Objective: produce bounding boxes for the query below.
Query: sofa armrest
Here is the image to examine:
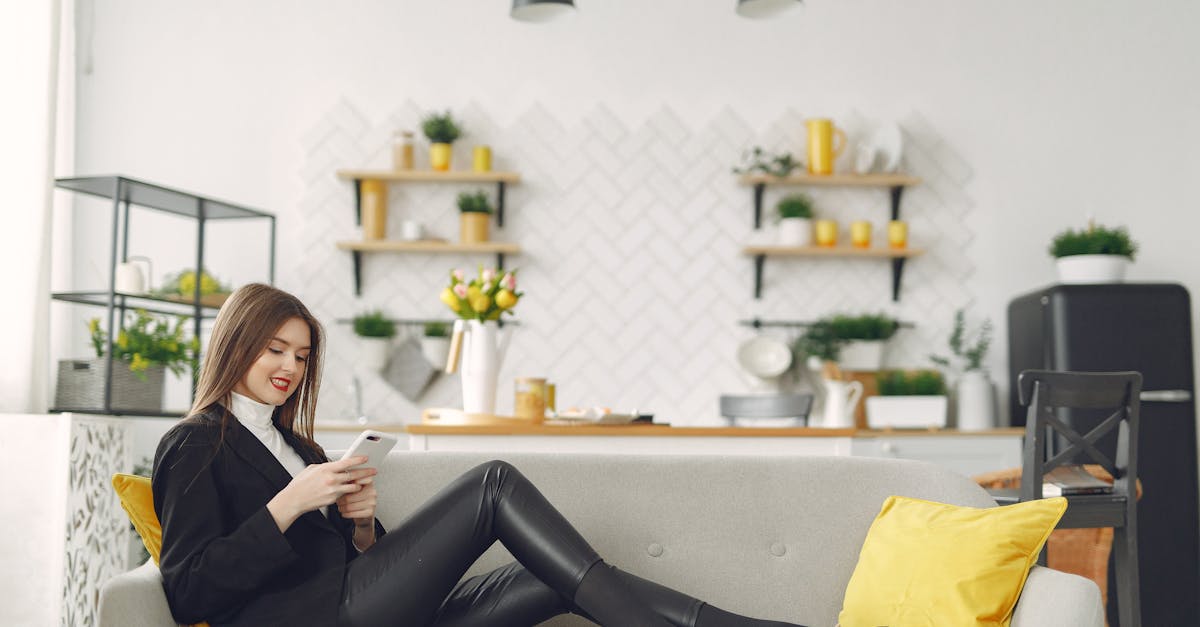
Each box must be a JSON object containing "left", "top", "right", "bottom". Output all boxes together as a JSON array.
[
  {"left": 1011, "top": 566, "right": 1104, "bottom": 627},
  {"left": 97, "top": 559, "right": 175, "bottom": 627}
]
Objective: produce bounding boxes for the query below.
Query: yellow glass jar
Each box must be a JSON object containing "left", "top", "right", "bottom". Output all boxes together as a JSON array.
[
  {"left": 360, "top": 179, "right": 387, "bottom": 240},
  {"left": 393, "top": 131, "right": 414, "bottom": 170},
  {"left": 473, "top": 145, "right": 492, "bottom": 172},
  {"left": 850, "top": 220, "right": 872, "bottom": 248},
  {"left": 514, "top": 377, "right": 547, "bottom": 422},
  {"left": 888, "top": 220, "right": 908, "bottom": 248},
  {"left": 815, "top": 219, "right": 839, "bottom": 247}
]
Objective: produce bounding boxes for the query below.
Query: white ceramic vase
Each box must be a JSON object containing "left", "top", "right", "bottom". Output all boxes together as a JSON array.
[
  {"left": 1055, "top": 254, "right": 1130, "bottom": 284},
  {"left": 955, "top": 370, "right": 996, "bottom": 431},
  {"left": 359, "top": 337, "right": 391, "bottom": 372},
  {"left": 778, "top": 218, "right": 813, "bottom": 247},
  {"left": 458, "top": 320, "right": 506, "bottom": 414}
]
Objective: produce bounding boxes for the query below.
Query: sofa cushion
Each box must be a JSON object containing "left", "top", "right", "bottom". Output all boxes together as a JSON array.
[
  {"left": 112, "top": 474, "right": 162, "bottom": 564},
  {"left": 838, "top": 495, "right": 1067, "bottom": 627}
]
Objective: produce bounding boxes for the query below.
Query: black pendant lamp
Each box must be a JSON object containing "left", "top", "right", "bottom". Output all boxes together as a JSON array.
[
  {"left": 511, "top": 0, "right": 576, "bottom": 23},
  {"left": 736, "top": 0, "right": 801, "bottom": 19}
]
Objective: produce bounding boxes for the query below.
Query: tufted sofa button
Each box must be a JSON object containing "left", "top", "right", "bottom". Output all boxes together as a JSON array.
[
  {"left": 770, "top": 542, "right": 786, "bottom": 557},
  {"left": 647, "top": 543, "right": 664, "bottom": 557}
]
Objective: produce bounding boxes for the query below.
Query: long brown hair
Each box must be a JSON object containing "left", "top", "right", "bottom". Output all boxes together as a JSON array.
[{"left": 190, "top": 283, "right": 324, "bottom": 460}]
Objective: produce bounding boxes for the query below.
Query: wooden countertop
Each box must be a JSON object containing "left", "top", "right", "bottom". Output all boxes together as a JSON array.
[{"left": 317, "top": 422, "right": 1024, "bottom": 438}]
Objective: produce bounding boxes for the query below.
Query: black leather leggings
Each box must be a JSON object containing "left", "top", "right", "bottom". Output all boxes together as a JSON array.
[{"left": 337, "top": 460, "right": 704, "bottom": 627}]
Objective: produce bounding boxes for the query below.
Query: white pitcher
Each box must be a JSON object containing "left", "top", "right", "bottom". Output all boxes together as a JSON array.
[
  {"left": 445, "top": 320, "right": 511, "bottom": 415},
  {"left": 821, "top": 379, "right": 863, "bottom": 428}
]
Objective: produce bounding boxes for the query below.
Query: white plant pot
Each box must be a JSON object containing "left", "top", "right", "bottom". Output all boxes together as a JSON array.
[
  {"left": 419, "top": 336, "right": 451, "bottom": 369},
  {"left": 838, "top": 339, "right": 886, "bottom": 372},
  {"left": 1055, "top": 254, "right": 1130, "bottom": 284},
  {"left": 359, "top": 337, "right": 391, "bottom": 372},
  {"left": 955, "top": 370, "right": 996, "bottom": 431},
  {"left": 778, "top": 218, "right": 813, "bottom": 247},
  {"left": 866, "top": 395, "right": 948, "bottom": 429}
]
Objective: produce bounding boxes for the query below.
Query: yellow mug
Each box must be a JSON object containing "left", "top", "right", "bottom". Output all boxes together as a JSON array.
[
  {"left": 850, "top": 220, "right": 872, "bottom": 248},
  {"left": 473, "top": 145, "right": 492, "bottom": 172},
  {"left": 888, "top": 220, "right": 908, "bottom": 248},
  {"left": 806, "top": 118, "right": 847, "bottom": 175},
  {"left": 815, "top": 219, "right": 838, "bottom": 247}
]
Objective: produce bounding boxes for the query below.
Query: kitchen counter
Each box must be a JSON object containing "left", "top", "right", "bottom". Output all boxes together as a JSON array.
[{"left": 316, "top": 422, "right": 1021, "bottom": 438}]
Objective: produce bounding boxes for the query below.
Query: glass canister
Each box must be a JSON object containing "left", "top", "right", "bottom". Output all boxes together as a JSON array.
[
  {"left": 514, "top": 377, "right": 547, "bottom": 422},
  {"left": 393, "top": 130, "right": 415, "bottom": 170}
]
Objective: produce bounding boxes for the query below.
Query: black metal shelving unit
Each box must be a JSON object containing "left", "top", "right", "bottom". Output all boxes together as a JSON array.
[{"left": 50, "top": 175, "right": 275, "bottom": 417}]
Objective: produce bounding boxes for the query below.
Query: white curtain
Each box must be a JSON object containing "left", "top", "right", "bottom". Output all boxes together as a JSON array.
[{"left": 0, "top": 0, "right": 63, "bottom": 413}]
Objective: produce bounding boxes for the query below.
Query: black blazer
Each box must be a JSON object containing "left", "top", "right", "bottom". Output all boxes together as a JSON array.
[{"left": 152, "top": 407, "right": 386, "bottom": 626}]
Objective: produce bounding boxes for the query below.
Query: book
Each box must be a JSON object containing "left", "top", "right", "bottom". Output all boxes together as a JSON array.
[{"left": 1042, "top": 465, "right": 1114, "bottom": 497}]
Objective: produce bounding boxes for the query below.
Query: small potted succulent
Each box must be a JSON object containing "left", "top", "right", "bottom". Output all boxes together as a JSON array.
[
  {"left": 457, "top": 190, "right": 493, "bottom": 244},
  {"left": 732, "top": 145, "right": 803, "bottom": 177},
  {"left": 865, "top": 369, "right": 948, "bottom": 429},
  {"left": 421, "top": 110, "right": 463, "bottom": 172},
  {"left": 352, "top": 309, "right": 395, "bottom": 372},
  {"left": 776, "top": 194, "right": 814, "bottom": 247},
  {"left": 419, "top": 320, "right": 452, "bottom": 368},
  {"left": 930, "top": 309, "right": 995, "bottom": 431},
  {"left": 1049, "top": 221, "right": 1138, "bottom": 284}
]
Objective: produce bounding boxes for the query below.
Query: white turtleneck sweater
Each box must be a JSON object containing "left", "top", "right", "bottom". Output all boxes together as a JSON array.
[{"left": 230, "top": 391, "right": 327, "bottom": 518}]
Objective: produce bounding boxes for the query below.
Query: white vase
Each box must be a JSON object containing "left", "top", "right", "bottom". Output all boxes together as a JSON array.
[
  {"left": 1055, "top": 254, "right": 1130, "bottom": 284},
  {"left": 359, "top": 337, "right": 391, "bottom": 372},
  {"left": 459, "top": 320, "right": 505, "bottom": 415},
  {"left": 419, "top": 336, "right": 451, "bottom": 368},
  {"left": 838, "top": 339, "right": 886, "bottom": 371},
  {"left": 778, "top": 217, "right": 813, "bottom": 247},
  {"left": 955, "top": 370, "right": 996, "bottom": 431},
  {"left": 866, "top": 395, "right": 948, "bottom": 429}
]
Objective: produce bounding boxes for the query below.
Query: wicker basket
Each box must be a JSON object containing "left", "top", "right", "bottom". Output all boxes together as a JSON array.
[{"left": 54, "top": 358, "right": 165, "bottom": 412}]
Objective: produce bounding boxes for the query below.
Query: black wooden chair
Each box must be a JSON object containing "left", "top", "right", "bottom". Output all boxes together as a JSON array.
[{"left": 996, "top": 370, "right": 1142, "bottom": 627}]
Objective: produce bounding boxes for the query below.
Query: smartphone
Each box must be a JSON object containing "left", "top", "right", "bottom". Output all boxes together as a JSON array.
[{"left": 339, "top": 430, "right": 399, "bottom": 469}]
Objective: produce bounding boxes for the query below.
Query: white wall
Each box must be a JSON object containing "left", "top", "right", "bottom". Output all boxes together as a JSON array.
[{"left": 64, "top": 0, "right": 1200, "bottom": 423}]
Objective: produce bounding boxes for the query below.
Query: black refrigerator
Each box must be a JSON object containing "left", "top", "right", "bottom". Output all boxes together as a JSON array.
[{"left": 1008, "top": 283, "right": 1200, "bottom": 626}]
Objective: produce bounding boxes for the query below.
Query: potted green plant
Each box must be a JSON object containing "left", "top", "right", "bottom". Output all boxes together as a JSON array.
[
  {"left": 153, "top": 267, "right": 231, "bottom": 307},
  {"left": 865, "top": 369, "right": 948, "bottom": 429},
  {"left": 419, "top": 320, "right": 452, "bottom": 369},
  {"left": 776, "top": 194, "right": 814, "bottom": 247},
  {"left": 352, "top": 309, "right": 395, "bottom": 372},
  {"left": 457, "top": 190, "right": 493, "bottom": 244},
  {"left": 732, "top": 146, "right": 803, "bottom": 177},
  {"left": 1049, "top": 221, "right": 1138, "bottom": 284},
  {"left": 826, "top": 313, "right": 899, "bottom": 371},
  {"left": 930, "top": 309, "right": 995, "bottom": 431},
  {"left": 55, "top": 310, "right": 199, "bottom": 412},
  {"left": 421, "top": 110, "right": 463, "bottom": 172}
]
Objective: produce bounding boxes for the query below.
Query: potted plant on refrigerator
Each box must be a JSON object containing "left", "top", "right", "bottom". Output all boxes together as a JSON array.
[
  {"left": 865, "top": 369, "right": 948, "bottom": 429},
  {"left": 353, "top": 309, "right": 395, "bottom": 372},
  {"left": 420, "top": 320, "right": 452, "bottom": 369},
  {"left": 930, "top": 309, "right": 995, "bottom": 431},
  {"left": 776, "top": 194, "right": 814, "bottom": 246},
  {"left": 421, "top": 110, "right": 463, "bottom": 172},
  {"left": 55, "top": 310, "right": 199, "bottom": 412},
  {"left": 457, "top": 190, "right": 493, "bottom": 244},
  {"left": 1049, "top": 221, "right": 1138, "bottom": 284}
]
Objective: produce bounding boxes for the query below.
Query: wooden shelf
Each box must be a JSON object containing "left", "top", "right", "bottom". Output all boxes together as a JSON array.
[
  {"left": 336, "top": 240, "right": 521, "bottom": 254},
  {"left": 743, "top": 245, "right": 925, "bottom": 258},
  {"left": 738, "top": 173, "right": 920, "bottom": 187},
  {"left": 337, "top": 240, "right": 521, "bottom": 296},
  {"left": 336, "top": 169, "right": 521, "bottom": 183}
]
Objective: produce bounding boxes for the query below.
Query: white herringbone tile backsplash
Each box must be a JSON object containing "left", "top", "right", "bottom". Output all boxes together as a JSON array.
[{"left": 293, "top": 102, "right": 975, "bottom": 426}]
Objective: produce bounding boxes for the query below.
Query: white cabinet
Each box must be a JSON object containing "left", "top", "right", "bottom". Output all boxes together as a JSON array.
[{"left": 851, "top": 433, "right": 1023, "bottom": 478}]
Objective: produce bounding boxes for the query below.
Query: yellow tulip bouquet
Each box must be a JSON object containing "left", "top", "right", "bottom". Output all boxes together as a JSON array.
[{"left": 439, "top": 266, "right": 522, "bottom": 320}]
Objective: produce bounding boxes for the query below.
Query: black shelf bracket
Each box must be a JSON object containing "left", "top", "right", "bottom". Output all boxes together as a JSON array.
[
  {"left": 496, "top": 181, "right": 506, "bottom": 228},
  {"left": 352, "top": 251, "right": 363, "bottom": 296},
  {"left": 889, "top": 185, "right": 904, "bottom": 221},
  {"left": 753, "top": 254, "right": 765, "bottom": 299},
  {"left": 752, "top": 183, "right": 766, "bottom": 229},
  {"left": 496, "top": 253, "right": 506, "bottom": 270},
  {"left": 353, "top": 179, "right": 363, "bottom": 226},
  {"left": 891, "top": 257, "right": 907, "bottom": 302}
]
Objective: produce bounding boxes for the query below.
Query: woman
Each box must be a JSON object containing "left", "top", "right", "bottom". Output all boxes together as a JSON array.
[{"left": 154, "top": 283, "right": 804, "bottom": 627}]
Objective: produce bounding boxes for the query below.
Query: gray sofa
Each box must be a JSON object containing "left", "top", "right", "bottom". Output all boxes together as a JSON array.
[{"left": 99, "top": 452, "right": 1104, "bottom": 626}]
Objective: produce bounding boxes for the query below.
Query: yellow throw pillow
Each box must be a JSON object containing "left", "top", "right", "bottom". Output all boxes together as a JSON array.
[
  {"left": 112, "top": 473, "right": 163, "bottom": 564},
  {"left": 838, "top": 495, "right": 1067, "bottom": 627}
]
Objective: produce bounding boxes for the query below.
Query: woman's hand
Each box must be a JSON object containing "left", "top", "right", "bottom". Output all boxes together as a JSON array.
[
  {"left": 338, "top": 476, "right": 379, "bottom": 551},
  {"left": 267, "top": 456, "right": 373, "bottom": 532}
]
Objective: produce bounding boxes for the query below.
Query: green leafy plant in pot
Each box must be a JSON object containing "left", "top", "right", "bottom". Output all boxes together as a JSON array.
[
  {"left": 732, "top": 146, "right": 803, "bottom": 178},
  {"left": 457, "top": 190, "right": 493, "bottom": 244},
  {"left": 1049, "top": 221, "right": 1138, "bottom": 284},
  {"left": 776, "top": 194, "right": 814, "bottom": 247},
  {"left": 866, "top": 369, "right": 948, "bottom": 429},
  {"left": 422, "top": 110, "right": 463, "bottom": 172},
  {"left": 829, "top": 313, "right": 899, "bottom": 371},
  {"left": 420, "top": 321, "right": 452, "bottom": 368},
  {"left": 930, "top": 309, "right": 996, "bottom": 431},
  {"left": 353, "top": 310, "right": 395, "bottom": 372}
]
